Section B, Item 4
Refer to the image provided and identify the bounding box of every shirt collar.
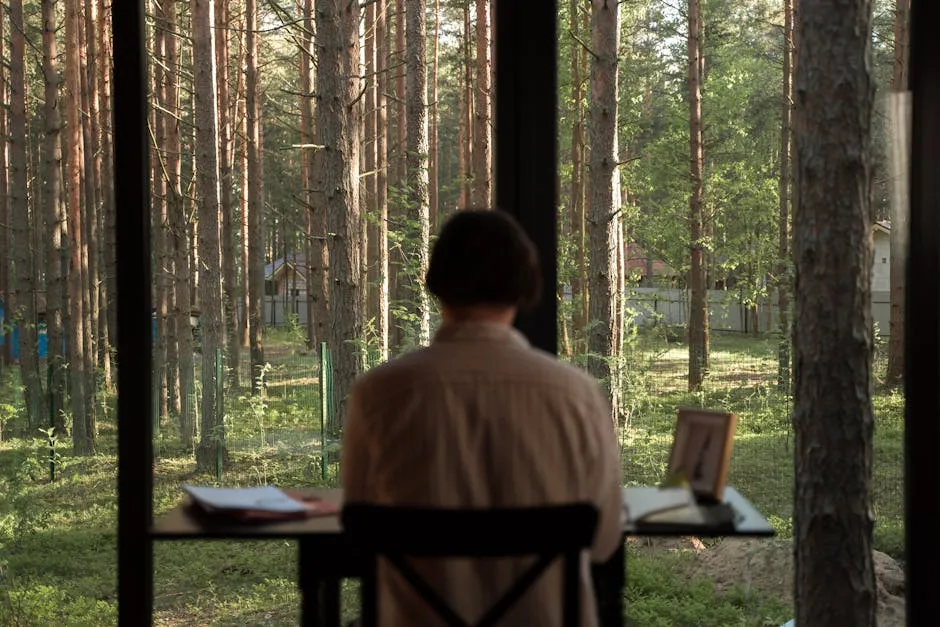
[432,320,531,349]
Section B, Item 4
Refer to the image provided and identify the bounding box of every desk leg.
[299,540,343,627]
[591,537,625,627]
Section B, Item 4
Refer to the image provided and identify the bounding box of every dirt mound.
[643,537,906,627]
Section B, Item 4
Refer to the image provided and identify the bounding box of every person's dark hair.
[425,208,542,311]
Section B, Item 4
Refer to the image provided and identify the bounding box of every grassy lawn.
[0,330,902,625]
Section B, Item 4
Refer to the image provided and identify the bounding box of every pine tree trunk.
[793,0,876,624]
[237,21,250,351]
[82,0,105,413]
[64,0,90,454]
[687,0,708,391]
[777,0,794,391]
[316,0,364,429]
[216,0,239,389]
[461,5,473,206]
[77,0,98,440]
[365,0,379,356]
[192,0,227,471]
[587,0,620,424]
[300,0,318,349]
[429,0,439,234]
[884,0,910,386]
[405,0,431,346]
[97,0,115,392]
[247,0,266,394]
[164,0,194,448]
[374,0,390,361]
[42,0,67,435]
[569,0,585,349]
[152,5,170,429]
[0,8,8,373]
[472,0,491,207]
[389,0,408,353]
[158,1,178,420]
[579,6,590,340]
[10,0,44,431]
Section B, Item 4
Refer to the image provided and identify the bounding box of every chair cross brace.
[385,552,564,627]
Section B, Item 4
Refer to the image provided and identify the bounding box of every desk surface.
[621,486,775,537]
[153,489,344,539]
[152,485,774,540]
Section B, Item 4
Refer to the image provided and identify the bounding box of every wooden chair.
[341,503,599,627]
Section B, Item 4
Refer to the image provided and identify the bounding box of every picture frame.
[667,408,737,502]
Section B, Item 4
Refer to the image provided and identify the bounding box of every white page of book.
[621,486,696,522]
[183,484,308,513]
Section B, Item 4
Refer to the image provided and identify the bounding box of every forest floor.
[0,331,904,626]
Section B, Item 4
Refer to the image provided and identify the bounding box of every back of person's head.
[426,208,542,312]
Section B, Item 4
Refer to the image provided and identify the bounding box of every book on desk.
[182,484,340,522]
[621,485,737,532]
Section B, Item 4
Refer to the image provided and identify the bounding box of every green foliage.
[626,551,791,627]
[0,583,116,627]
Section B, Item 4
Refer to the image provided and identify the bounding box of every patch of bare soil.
[628,537,906,627]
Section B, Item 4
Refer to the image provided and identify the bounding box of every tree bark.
[192,0,227,471]
[472,0,491,207]
[81,0,103,430]
[97,0,116,390]
[365,0,378,355]
[389,0,408,353]
[687,0,709,391]
[0,11,7,373]
[152,1,170,429]
[793,0,877,624]
[216,0,239,388]
[10,0,46,431]
[300,0,318,349]
[75,0,97,440]
[164,0,194,448]
[569,0,586,350]
[405,0,431,346]
[64,0,90,453]
[461,4,473,206]
[42,0,67,435]
[587,0,620,425]
[374,0,390,361]
[777,0,794,391]
[247,0,266,394]
[884,0,910,386]
[315,0,364,429]
[237,18,250,351]
[429,0,439,234]
[0,8,8,372]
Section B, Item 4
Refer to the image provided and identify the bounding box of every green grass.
[0,331,903,625]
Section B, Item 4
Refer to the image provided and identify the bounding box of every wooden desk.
[152,486,774,626]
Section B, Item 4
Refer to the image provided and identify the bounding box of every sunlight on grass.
[0,331,903,625]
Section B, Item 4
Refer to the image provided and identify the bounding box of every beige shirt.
[341,321,623,627]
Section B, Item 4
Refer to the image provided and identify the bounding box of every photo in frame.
[667,408,737,502]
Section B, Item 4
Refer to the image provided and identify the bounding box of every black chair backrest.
[342,502,599,627]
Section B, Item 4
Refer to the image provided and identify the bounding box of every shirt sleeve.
[587,388,624,563]
[340,380,372,503]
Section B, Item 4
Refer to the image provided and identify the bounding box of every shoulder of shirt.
[351,346,434,393]
[352,343,602,399]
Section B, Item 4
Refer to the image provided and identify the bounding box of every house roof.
[624,242,676,277]
[873,220,891,234]
[265,253,308,281]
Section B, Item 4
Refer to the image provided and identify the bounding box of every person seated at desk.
[341,209,623,627]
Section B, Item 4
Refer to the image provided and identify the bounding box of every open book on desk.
[622,485,737,531]
[622,486,699,523]
[183,484,339,522]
